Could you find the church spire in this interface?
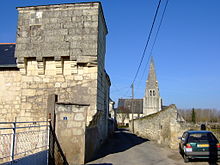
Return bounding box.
[147,57,158,88]
[143,56,162,116]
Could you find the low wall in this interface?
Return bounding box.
[130,105,198,149]
[55,103,88,165]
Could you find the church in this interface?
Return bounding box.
[117,57,163,126]
[143,57,162,115]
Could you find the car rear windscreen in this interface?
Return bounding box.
[188,133,217,143]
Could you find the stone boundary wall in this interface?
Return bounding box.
[130,105,199,149]
[55,103,88,164]
[0,70,21,122]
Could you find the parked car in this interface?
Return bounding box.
[179,130,220,163]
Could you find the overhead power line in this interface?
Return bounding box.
[123,0,169,98]
[131,0,163,86]
[139,0,170,84]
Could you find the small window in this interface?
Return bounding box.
[153,90,155,96]
[150,90,152,96]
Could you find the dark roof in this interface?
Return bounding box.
[117,99,143,114]
[0,43,17,67]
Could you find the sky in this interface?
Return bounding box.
[0,0,220,110]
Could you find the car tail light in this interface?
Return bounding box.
[217,143,220,148]
[186,143,192,148]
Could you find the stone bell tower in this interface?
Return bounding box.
[143,57,162,116]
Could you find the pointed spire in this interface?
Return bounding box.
[143,56,162,116]
[147,57,157,85]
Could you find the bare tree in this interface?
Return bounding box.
[178,108,220,123]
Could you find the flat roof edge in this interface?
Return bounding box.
[16,1,101,10]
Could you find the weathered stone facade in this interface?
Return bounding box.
[0,2,110,164]
[55,103,88,164]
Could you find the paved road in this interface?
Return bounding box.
[86,129,219,165]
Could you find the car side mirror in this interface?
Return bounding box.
[178,137,185,141]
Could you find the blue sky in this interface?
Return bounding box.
[0,0,220,109]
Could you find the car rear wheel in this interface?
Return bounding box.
[184,154,189,163]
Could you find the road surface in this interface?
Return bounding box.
[86,129,218,165]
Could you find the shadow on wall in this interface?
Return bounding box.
[89,128,149,162]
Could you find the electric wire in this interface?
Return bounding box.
[138,0,170,86]
[131,0,162,86]
[122,0,169,99]
[123,0,163,98]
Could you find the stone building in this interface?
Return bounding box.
[0,2,110,164]
[143,57,162,116]
[117,57,162,125]
[109,99,116,120]
[117,99,143,126]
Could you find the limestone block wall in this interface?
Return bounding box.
[15,2,101,67]
[130,105,190,149]
[20,60,98,122]
[14,1,109,126]
[55,103,88,164]
[0,69,21,122]
[0,65,98,123]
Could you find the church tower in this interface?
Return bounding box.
[143,57,162,116]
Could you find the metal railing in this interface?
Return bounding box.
[0,120,49,163]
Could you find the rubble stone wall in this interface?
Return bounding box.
[130,105,198,149]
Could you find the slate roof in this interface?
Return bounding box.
[0,43,17,67]
[117,99,143,114]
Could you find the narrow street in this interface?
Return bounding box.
[87,129,218,165]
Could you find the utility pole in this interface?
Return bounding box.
[131,83,134,133]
